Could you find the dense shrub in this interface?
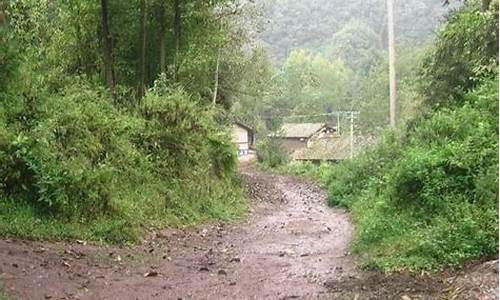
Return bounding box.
[1,84,146,217]
[139,84,236,179]
[0,81,245,242]
[421,1,498,106]
[323,76,498,270]
[0,21,19,93]
[256,137,289,168]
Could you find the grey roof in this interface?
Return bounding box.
[274,123,326,139]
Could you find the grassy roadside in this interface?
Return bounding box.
[0,176,247,243]
[0,282,9,300]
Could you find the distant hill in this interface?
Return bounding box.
[259,0,458,64]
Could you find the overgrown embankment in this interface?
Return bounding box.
[0,81,245,243]
[0,1,249,243]
[284,1,499,271]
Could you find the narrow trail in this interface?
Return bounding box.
[0,167,497,299]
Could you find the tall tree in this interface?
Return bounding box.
[0,1,4,26]
[137,0,147,99]
[100,0,116,96]
[173,0,181,81]
[158,0,167,74]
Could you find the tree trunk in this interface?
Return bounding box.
[212,49,221,105]
[173,0,181,81]
[100,0,116,96]
[159,1,167,74]
[137,0,147,99]
[0,1,5,26]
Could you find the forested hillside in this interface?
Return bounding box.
[231,0,460,135]
[0,0,256,242]
[259,0,455,64]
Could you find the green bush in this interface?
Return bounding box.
[1,83,146,218]
[256,136,289,167]
[421,1,498,106]
[325,77,498,270]
[0,81,245,242]
[139,85,236,179]
[280,161,334,186]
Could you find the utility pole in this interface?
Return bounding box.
[387,0,397,128]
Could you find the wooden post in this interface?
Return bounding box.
[387,0,397,128]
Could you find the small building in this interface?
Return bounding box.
[232,122,254,156]
[270,123,337,154]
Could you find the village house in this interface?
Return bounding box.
[270,123,337,153]
[270,122,358,162]
[232,122,254,156]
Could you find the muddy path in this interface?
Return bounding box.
[0,167,354,299]
[0,167,498,300]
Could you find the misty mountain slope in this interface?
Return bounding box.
[260,0,457,64]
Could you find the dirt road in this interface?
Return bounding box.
[0,167,497,299]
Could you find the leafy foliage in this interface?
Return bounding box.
[256,136,290,168]
[282,1,499,271]
[0,81,245,242]
[421,1,499,106]
[353,47,427,134]
[0,0,250,242]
